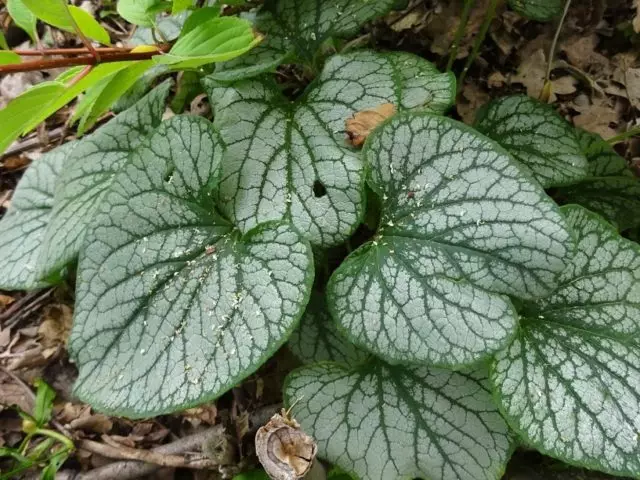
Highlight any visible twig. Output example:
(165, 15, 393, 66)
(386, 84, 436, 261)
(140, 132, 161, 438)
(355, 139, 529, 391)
(446, 0, 476, 71)
(607, 126, 640, 145)
(4, 288, 54, 329)
(13, 47, 132, 56)
(0, 46, 169, 74)
(0, 289, 52, 325)
(60, 1, 100, 63)
(541, 0, 572, 100)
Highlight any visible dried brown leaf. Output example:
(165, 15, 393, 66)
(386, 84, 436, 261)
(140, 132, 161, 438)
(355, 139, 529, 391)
(345, 103, 397, 147)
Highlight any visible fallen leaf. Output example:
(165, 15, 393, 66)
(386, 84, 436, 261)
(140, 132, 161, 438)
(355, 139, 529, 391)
(1, 156, 31, 170)
(488, 71, 507, 88)
(561, 34, 609, 73)
(0, 294, 15, 308)
(511, 48, 547, 98)
(183, 403, 218, 427)
(572, 97, 621, 139)
(456, 83, 490, 124)
(0, 371, 33, 413)
(345, 103, 397, 147)
(38, 304, 73, 354)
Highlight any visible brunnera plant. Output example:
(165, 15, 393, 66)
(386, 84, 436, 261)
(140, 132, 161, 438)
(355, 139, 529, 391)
(1, 1, 640, 480)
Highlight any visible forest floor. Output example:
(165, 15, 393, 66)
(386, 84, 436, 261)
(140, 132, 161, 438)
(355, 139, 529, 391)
(0, 0, 639, 479)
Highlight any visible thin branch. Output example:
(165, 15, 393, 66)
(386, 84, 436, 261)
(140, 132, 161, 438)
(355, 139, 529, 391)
(13, 47, 133, 56)
(60, 0, 100, 62)
(542, 0, 572, 98)
(0, 46, 169, 74)
(446, 0, 476, 71)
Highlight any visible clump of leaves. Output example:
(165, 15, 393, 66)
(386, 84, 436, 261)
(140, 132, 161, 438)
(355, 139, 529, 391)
(2, 1, 640, 479)
(0, 380, 73, 480)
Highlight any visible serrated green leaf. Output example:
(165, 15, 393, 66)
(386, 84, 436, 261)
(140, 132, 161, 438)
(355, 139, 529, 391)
(0, 51, 21, 65)
(474, 95, 588, 188)
(0, 142, 75, 290)
(328, 112, 574, 367)
(22, 0, 111, 45)
(212, 0, 396, 81)
(558, 130, 640, 231)
(285, 361, 512, 480)
(508, 0, 563, 21)
(154, 16, 260, 69)
(77, 60, 154, 135)
(289, 293, 369, 366)
(7, 0, 38, 43)
(70, 115, 314, 416)
(203, 51, 455, 246)
(37, 81, 171, 280)
(491, 205, 640, 478)
(117, 0, 163, 26)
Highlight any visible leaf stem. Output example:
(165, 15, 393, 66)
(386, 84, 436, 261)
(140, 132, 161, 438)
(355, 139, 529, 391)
(607, 126, 640, 145)
(35, 428, 74, 451)
(59, 0, 101, 61)
(542, 0, 572, 98)
(457, 0, 500, 92)
(13, 47, 133, 56)
(446, 0, 476, 72)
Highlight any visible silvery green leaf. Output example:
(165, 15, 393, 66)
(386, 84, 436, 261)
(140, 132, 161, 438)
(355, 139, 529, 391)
(509, 0, 563, 21)
(474, 95, 588, 188)
(37, 81, 172, 279)
(491, 205, 640, 478)
(212, 0, 396, 81)
(70, 115, 314, 417)
(0, 142, 75, 289)
(328, 112, 574, 367)
(288, 292, 369, 367)
(203, 51, 455, 247)
(559, 130, 640, 231)
(285, 361, 512, 480)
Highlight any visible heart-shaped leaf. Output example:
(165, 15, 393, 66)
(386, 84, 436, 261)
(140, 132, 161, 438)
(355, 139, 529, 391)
(474, 95, 588, 188)
(70, 115, 314, 417)
(328, 112, 574, 367)
(37, 81, 172, 280)
(203, 51, 455, 246)
(0, 142, 75, 290)
(288, 293, 369, 367)
(491, 205, 640, 478)
(285, 361, 513, 480)
(558, 130, 640, 231)
(508, 0, 563, 21)
(212, 0, 396, 81)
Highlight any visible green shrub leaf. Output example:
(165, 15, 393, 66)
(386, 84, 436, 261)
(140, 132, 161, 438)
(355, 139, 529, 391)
(328, 112, 574, 367)
(117, 0, 165, 26)
(7, 0, 38, 43)
(0, 51, 22, 65)
(212, 0, 396, 81)
(70, 116, 313, 416)
(474, 95, 588, 188)
(491, 205, 640, 478)
(508, 0, 563, 21)
(22, 0, 111, 44)
(285, 361, 512, 480)
(154, 16, 261, 69)
(288, 293, 369, 366)
(203, 51, 455, 246)
(558, 130, 640, 231)
(0, 142, 75, 290)
(37, 81, 172, 279)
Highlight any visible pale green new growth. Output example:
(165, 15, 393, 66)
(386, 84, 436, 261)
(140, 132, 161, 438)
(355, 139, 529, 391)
(475, 95, 588, 188)
(0, 142, 75, 290)
(559, 130, 640, 231)
(285, 362, 512, 480)
(203, 51, 455, 246)
(328, 112, 573, 366)
(288, 293, 369, 367)
(70, 116, 314, 417)
(212, 0, 396, 81)
(37, 81, 172, 279)
(491, 205, 640, 477)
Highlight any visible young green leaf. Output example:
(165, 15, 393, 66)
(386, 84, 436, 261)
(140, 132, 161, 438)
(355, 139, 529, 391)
(328, 112, 574, 367)
(203, 51, 455, 246)
(172, 0, 193, 14)
(474, 95, 588, 188)
(154, 16, 260, 69)
(0, 82, 65, 155)
(558, 130, 640, 231)
(0, 142, 75, 290)
(37, 81, 171, 280)
(491, 205, 640, 478)
(288, 293, 369, 367)
(33, 379, 56, 427)
(22, 0, 111, 45)
(117, 0, 164, 26)
(508, 0, 563, 21)
(212, 0, 396, 81)
(7, 0, 38, 43)
(285, 361, 513, 480)
(0, 31, 8, 50)
(70, 116, 314, 417)
(0, 51, 21, 65)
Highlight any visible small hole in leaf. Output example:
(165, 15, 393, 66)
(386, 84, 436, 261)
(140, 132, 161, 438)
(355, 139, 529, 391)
(313, 180, 327, 198)
(164, 166, 175, 183)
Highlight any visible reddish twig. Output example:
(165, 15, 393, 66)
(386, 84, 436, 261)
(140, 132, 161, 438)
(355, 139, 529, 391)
(13, 47, 133, 56)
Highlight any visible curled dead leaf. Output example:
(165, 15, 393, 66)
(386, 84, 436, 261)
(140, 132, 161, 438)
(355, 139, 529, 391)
(345, 103, 397, 147)
(256, 409, 317, 480)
